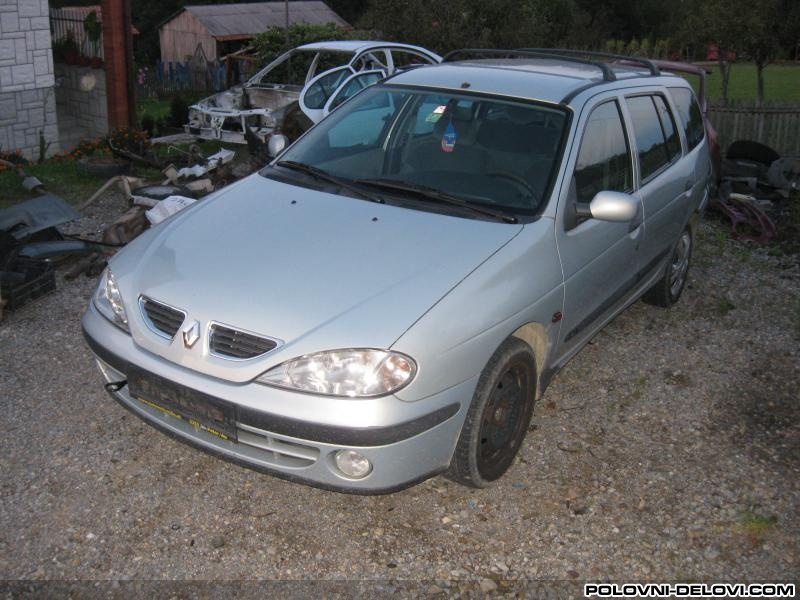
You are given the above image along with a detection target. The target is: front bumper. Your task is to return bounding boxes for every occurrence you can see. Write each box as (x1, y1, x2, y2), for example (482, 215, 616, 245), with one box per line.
(82, 305, 470, 493)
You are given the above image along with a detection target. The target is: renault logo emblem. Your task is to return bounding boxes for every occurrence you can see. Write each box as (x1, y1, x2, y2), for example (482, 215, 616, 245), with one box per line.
(182, 320, 200, 348)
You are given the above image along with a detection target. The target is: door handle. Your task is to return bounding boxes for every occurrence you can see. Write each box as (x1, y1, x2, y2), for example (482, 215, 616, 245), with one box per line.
(685, 179, 695, 192)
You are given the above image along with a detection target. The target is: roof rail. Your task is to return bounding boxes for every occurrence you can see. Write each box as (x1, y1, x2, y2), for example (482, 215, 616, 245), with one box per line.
(441, 48, 616, 82)
(519, 48, 661, 76)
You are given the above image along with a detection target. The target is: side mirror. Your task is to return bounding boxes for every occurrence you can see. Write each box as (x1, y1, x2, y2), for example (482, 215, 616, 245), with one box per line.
(576, 191, 639, 223)
(268, 134, 289, 159)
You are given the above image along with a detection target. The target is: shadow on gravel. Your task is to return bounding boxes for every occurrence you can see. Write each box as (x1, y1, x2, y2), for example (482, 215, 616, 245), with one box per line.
(716, 352, 800, 467)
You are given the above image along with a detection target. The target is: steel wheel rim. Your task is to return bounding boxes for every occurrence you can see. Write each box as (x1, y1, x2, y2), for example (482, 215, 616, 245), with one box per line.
(477, 362, 529, 480)
(669, 231, 691, 297)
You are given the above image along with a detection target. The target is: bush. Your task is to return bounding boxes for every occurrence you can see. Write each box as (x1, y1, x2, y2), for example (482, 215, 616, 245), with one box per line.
(169, 95, 189, 128)
(252, 23, 351, 62)
(141, 113, 155, 137)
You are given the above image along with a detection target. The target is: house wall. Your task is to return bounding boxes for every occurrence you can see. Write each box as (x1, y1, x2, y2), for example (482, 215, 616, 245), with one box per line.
(0, 0, 59, 158)
(159, 11, 216, 63)
(54, 63, 107, 149)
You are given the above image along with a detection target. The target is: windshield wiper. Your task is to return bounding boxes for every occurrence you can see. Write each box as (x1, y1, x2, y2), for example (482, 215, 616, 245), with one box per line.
(276, 160, 383, 204)
(355, 178, 518, 224)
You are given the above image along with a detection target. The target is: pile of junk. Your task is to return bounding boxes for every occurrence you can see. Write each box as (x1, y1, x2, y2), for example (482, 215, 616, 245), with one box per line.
(712, 140, 800, 245)
(0, 139, 253, 321)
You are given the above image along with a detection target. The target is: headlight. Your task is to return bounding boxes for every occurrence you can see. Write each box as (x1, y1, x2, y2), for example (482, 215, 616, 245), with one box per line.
(256, 349, 416, 398)
(93, 268, 129, 332)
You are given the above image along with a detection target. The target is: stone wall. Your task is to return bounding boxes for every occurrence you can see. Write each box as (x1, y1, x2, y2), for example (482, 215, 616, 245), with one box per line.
(54, 64, 108, 149)
(0, 87, 58, 155)
(0, 0, 59, 158)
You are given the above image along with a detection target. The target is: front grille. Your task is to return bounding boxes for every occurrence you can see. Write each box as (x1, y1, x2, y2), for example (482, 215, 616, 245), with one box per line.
(140, 297, 185, 339)
(236, 423, 319, 468)
(209, 324, 277, 359)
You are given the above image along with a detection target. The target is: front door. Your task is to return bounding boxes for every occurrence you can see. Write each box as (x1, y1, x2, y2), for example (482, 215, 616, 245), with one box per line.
(554, 97, 643, 358)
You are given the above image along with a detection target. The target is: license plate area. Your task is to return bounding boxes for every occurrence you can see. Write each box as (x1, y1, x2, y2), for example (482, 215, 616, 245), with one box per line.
(127, 366, 238, 441)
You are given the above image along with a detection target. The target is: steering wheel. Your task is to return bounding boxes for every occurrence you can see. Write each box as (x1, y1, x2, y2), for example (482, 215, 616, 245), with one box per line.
(487, 171, 536, 197)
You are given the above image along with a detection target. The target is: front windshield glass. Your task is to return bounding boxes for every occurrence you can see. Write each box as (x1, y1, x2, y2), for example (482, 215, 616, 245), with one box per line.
(252, 50, 354, 88)
(269, 86, 567, 215)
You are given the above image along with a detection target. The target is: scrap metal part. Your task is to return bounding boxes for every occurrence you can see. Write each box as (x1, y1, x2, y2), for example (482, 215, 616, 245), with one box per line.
(0, 194, 81, 241)
(766, 158, 800, 198)
(710, 192, 777, 244)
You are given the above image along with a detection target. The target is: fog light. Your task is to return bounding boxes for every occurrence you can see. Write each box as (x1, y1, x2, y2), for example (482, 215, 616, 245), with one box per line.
(334, 450, 372, 479)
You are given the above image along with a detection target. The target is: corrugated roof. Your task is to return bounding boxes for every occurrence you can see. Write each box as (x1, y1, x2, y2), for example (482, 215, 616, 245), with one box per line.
(173, 1, 349, 38)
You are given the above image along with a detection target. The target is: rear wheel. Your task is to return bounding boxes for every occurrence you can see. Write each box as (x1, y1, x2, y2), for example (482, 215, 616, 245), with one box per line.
(643, 226, 693, 308)
(447, 338, 536, 488)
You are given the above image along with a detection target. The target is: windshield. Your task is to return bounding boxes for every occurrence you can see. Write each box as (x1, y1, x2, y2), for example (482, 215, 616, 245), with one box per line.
(250, 50, 354, 88)
(267, 86, 567, 215)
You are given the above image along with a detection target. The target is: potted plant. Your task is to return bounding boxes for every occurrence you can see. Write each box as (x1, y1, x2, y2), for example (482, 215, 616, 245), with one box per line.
(83, 10, 103, 68)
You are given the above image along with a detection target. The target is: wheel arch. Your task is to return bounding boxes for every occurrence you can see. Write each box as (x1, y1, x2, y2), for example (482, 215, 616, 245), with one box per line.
(510, 321, 550, 400)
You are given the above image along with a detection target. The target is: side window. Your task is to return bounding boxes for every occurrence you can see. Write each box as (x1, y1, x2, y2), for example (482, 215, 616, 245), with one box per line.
(303, 67, 351, 110)
(391, 49, 436, 69)
(626, 95, 675, 181)
(328, 71, 384, 111)
(573, 100, 632, 204)
(669, 87, 705, 151)
(653, 95, 681, 161)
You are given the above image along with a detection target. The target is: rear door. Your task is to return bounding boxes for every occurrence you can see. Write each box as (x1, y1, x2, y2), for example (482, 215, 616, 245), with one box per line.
(554, 94, 642, 356)
(621, 92, 692, 276)
(669, 86, 710, 212)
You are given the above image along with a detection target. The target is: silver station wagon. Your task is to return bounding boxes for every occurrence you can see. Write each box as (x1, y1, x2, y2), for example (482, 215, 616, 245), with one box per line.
(83, 49, 710, 493)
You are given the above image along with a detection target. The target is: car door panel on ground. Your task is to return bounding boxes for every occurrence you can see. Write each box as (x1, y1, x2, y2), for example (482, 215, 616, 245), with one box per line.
(555, 96, 642, 358)
(623, 92, 692, 276)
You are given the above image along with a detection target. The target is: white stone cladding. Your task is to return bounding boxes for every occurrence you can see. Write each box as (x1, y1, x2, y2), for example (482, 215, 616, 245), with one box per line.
(0, 0, 59, 158)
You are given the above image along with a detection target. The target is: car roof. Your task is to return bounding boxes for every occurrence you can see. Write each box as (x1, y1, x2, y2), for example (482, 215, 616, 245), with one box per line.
(385, 58, 683, 106)
(296, 40, 437, 54)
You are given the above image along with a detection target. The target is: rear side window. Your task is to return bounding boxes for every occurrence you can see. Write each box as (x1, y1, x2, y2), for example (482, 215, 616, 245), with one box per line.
(626, 95, 674, 181)
(653, 96, 681, 161)
(574, 100, 632, 204)
(669, 87, 705, 151)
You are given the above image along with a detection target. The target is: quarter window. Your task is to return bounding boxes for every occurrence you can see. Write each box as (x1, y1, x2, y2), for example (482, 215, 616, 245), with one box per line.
(574, 100, 632, 204)
(626, 95, 675, 181)
(303, 67, 352, 110)
(669, 87, 705, 151)
(653, 95, 681, 161)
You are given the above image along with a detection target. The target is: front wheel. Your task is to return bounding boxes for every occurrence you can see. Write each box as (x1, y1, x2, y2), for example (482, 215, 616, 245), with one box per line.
(642, 226, 693, 308)
(447, 338, 536, 488)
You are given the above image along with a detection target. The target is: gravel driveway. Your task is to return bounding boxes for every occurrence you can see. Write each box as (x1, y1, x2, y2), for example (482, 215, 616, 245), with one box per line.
(1, 192, 798, 596)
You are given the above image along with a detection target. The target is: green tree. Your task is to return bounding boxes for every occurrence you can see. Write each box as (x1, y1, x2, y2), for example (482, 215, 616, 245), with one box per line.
(684, 0, 751, 105)
(251, 23, 352, 62)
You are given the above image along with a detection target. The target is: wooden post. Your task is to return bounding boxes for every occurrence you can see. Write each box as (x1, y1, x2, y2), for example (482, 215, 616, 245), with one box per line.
(101, 0, 136, 129)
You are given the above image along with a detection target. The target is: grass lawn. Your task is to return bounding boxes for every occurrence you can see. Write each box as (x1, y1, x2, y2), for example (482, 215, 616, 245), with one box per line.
(683, 62, 800, 102)
(1, 162, 107, 208)
(136, 93, 207, 126)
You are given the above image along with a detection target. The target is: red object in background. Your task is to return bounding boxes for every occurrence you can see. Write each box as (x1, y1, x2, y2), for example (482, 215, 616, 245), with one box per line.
(707, 44, 736, 62)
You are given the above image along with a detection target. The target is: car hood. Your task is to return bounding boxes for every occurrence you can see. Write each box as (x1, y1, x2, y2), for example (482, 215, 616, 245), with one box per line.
(112, 175, 522, 382)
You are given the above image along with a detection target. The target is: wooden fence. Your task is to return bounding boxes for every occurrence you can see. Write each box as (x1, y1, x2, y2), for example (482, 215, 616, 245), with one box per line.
(709, 101, 800, 157)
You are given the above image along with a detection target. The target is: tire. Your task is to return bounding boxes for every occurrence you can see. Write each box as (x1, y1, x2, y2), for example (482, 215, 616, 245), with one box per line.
(642, 226, 693, 308)
(447, 337, 536, 488)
